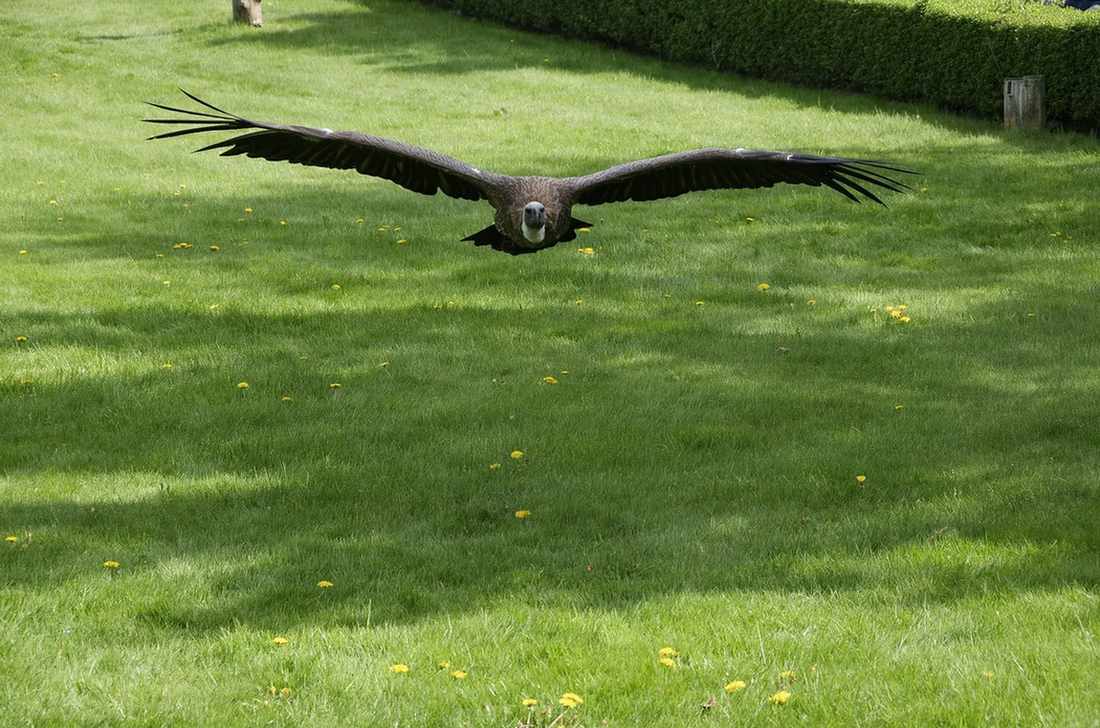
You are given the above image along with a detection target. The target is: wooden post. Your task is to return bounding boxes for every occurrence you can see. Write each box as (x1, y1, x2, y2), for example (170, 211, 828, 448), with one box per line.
(1004, 76, 1044, 130)
(232, 0, 263, 27)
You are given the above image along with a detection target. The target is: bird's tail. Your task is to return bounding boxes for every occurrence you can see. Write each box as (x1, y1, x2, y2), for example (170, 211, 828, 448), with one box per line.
(143, 90, 253, 142)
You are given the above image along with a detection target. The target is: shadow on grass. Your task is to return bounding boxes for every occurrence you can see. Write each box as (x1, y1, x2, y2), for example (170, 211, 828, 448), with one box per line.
(200, 0, 1100, 150)
(1, 294, 1097, 631)
(3, 173, 1099, 632)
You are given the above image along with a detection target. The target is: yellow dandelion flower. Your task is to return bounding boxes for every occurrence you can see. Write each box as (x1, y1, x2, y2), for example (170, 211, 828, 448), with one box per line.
(807, 298, 816, 305)
(982, 671, 994, 679)
(397, 239, 409, 245)
(577, 227, 591, 234)
(48, 199, 58, 205)
(15, 336, 28, 343)
(161, 362, 173, 369)
(244, 207, 253, 214)
(209, 245, 220, 252)
(438, 660, 451, 669)
(237, 381, 250, 390)
(329, 383, 342, 390)
(331, 283, 342, 290)
(559, 692, 584, 708)
(390, 663, 410, 673)
(102, 560, 120, 569)
(899, 316, 911, 323)
(280, 395, 292, 402)
(510, 450, 524, 460)
(724, 680, 747, 693)
(694, 300, 705, 306)
(658, 647, 679, 658)
(855, 474, 867, 485)
(576, 247, 595, 256)
(543, 376, 559, 385)
(757, 282, 770, 292)
(280, 687, 291, 698)
(355, 218, 365, 224)
(279, 219, 288, 226)
(895, 404, 904, 412)
(450, 670, 468, 679)
(658, 657, 677, 669)
(317, 580, 334, 588)
(5, 535, 18, 543)
(19, 249, 28, 255)
(268, 685, 277, 696)
(522, 697, 538, 707)
(515, 510, 530, 520)
(272, 636, 289, 646)
(488, 463, 501, 471)
(779, 670, 796, 681)
(377, 226, 388, 232)
(768, 690, 791, 705)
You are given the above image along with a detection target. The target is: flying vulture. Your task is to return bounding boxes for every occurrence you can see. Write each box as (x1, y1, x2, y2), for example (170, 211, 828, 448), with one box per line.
(146, 91, 914, 255)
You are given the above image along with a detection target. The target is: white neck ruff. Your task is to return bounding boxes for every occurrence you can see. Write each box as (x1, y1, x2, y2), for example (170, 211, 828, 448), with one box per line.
(521, 221, 546, 243)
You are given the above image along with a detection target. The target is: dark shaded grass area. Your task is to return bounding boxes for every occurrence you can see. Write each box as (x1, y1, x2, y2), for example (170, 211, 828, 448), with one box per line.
(192, 1, 1086, 147)
(3, 0, 1098, 656)
(4, 189, 1099, 635)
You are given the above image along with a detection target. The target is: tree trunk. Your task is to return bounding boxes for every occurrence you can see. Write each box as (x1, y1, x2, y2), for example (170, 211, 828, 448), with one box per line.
(1004, 76, 1044, 130)
(233, 0, 263, 27)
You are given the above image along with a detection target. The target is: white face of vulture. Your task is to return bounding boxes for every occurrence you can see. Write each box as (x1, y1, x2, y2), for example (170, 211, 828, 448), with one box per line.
(522, 201, 546, 243)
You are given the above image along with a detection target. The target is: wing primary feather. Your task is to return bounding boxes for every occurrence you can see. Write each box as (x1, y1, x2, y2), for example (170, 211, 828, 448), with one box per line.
(821, 178, 862, 203)
(143, 101, 235, 120)
(193, 130, 277, 153)
(836, 164, 911, 192)
(832, 173, 886, 206)
(147, 124, 242, 141)
(143, 118, 238, 125)
(847, 159, 919, 175)
(178, 89, 241, 119)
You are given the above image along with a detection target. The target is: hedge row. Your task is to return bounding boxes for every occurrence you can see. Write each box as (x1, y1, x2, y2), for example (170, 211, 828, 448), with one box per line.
(422, 0, 1100, 128)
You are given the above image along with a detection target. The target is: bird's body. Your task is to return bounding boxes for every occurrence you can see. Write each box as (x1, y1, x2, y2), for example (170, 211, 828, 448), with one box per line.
(479, 177, 589, 254)
(146, 91, 914, 255)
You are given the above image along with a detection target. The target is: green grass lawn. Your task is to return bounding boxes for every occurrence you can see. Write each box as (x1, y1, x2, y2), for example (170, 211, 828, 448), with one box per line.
(3, 0, 1099, 724)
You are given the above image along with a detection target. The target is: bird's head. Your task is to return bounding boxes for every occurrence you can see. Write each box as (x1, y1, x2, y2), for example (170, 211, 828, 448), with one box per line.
(522, 201, 547, 243)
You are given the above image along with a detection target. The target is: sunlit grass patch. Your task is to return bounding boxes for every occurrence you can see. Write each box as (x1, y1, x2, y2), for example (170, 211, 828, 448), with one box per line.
(1, 0, 1099, 725)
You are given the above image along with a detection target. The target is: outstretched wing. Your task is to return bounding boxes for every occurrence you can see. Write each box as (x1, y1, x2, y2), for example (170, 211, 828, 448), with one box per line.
(145, 90, 502, 201)
(567, 148, 915, 206)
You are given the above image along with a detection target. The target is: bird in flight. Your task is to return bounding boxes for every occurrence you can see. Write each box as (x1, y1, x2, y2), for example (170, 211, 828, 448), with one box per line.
(146, 91, 914, 255)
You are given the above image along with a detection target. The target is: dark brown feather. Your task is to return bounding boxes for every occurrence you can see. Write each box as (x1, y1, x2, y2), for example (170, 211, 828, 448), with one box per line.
(145, 92, 501, 202)
(567, 148, 914, 206)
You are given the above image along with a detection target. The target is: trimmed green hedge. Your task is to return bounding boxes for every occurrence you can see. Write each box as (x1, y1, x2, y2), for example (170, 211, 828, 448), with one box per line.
(423, 0, 1100, 128)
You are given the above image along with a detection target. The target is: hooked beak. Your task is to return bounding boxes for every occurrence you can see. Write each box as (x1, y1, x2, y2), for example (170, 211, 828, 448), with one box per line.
(523, 202, 546, 229)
